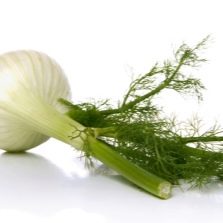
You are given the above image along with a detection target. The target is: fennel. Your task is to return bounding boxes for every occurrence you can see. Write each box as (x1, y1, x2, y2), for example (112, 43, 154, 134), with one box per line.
(1, 37, 222, 200)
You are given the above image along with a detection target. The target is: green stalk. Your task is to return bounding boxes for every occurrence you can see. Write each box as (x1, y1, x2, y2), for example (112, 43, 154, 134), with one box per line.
(3, 95, 172, 199)
(87, 136, 172, 199)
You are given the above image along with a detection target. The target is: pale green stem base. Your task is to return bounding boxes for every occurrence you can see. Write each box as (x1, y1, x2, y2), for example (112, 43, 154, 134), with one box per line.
(2, 95, 172, 199)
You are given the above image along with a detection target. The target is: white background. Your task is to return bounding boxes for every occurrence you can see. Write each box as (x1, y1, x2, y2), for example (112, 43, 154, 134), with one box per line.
(1, 0, 223, 222)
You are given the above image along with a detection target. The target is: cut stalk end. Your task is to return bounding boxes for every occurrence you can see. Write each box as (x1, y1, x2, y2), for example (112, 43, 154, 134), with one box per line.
(87, 136, 172, 199)
(158, 182, 172, 199)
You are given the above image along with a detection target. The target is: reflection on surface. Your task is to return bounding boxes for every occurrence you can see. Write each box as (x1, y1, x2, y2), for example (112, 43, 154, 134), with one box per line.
(0, 151, 106, 222)
(0, 208, 106, 223)
(2, 149, 223, 223)
(0, 149, 156, 222)
(0, 152, 79, 214)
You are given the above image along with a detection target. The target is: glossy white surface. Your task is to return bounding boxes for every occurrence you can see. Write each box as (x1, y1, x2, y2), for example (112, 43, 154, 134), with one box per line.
(1, 0, 223, 222)
(1, 139, 223, 223)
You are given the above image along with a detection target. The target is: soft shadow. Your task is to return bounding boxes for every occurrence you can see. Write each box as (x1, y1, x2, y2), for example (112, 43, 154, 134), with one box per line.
(105, 175, 138, 188)
(0, 152, 92, 216)
(0, 151, 156, 221)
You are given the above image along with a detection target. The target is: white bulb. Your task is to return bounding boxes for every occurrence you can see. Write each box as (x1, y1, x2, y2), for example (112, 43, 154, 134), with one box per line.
(0, 51, 71, 151)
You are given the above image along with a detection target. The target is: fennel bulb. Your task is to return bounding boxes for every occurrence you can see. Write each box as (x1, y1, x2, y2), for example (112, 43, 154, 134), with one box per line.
(0, 51, 71, 151)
